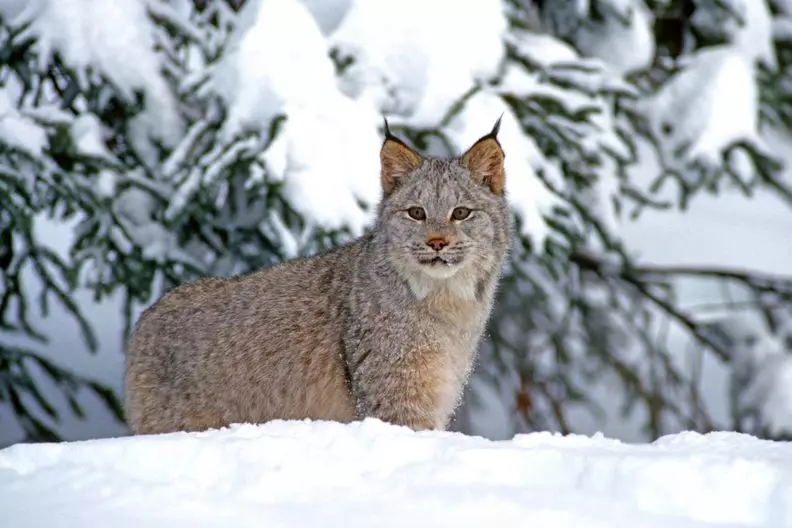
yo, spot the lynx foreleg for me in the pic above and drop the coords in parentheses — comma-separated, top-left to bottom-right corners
(347, 344, 452, 431)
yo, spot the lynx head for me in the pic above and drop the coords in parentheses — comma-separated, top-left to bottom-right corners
(376, 119, 512, 292)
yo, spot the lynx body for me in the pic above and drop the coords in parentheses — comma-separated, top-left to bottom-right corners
(124, 121, 511, 434)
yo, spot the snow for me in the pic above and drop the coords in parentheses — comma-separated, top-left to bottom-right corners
(0, 89, 48, 158)
(691, 0, 776, 69)
(541, 0, 654, 75)
(0, 0, 552, 249)
(506, 31, 580, 67)
(735, 0, 776, 69)
(70, 114, 119, 165)
(329, 0, 506, 124)
(2, 420, 792, 527)
(498, 32, 632, 237)
(0, 0, 183, 170)
(211, 0, 420, 234)
(271, 102, 382, 235)
(643, 46, 759, 167)
(574, 0, 655, 75)
(113, 186, 196, 265)
(212, 0, 336, 141)
(297, 0, 352, 35)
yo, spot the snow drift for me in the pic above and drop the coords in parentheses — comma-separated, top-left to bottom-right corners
(1, 420, 791, 527)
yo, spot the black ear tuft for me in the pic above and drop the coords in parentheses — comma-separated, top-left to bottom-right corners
(381, 116, 414, 150)
(490, 113, 503, 139)
(467, 114, 505, 153)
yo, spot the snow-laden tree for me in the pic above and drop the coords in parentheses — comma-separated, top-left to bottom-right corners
(1, 0, 791, 443)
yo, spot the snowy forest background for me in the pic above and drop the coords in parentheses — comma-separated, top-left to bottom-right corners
(2, 0, 792, 446)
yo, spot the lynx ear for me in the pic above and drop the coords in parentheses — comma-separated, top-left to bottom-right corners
(381, 118, 423, 196)
(461, 117, 505, 195)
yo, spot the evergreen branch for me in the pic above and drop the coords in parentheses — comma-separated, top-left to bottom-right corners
(568, 251, 792, 362)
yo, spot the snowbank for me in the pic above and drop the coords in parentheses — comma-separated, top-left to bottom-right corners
(1, 420, 791, 527)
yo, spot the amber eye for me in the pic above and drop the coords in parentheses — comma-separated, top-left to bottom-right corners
(451, 207, 471, 221)
(407, 207, 426, 220)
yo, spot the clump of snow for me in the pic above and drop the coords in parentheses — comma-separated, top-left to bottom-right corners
(2, 420, 792, 527)
(691, 0, 776, 69)
(0, 89, 48, 158)
(541, 0, 654, 75)
(574, 0, 655, 75)
(207, 0, 384, 234)
(297, 0, 353, 35)
(211, 0, 335, 140)
(329, 0, 507, 125)
(757, 357, 792, 436)
(270, 101, 382, 234)
(735, 0, 776, 69)
(112, 186, 197, 266)
(505, 31, 580, 67)
(1, 0, 183, 163)
(643, 46, 759, 167)
(70, 114, 119, 165)
(210, 0, 383, 234)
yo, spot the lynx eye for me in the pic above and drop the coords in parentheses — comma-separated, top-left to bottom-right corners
(451, 207, 471, 221)
(407, 206, 426, 221)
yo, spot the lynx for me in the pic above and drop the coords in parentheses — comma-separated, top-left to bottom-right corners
(124, 119, 512, 434)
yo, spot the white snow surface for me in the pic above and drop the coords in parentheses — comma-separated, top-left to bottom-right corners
(2, 420, 792, 528)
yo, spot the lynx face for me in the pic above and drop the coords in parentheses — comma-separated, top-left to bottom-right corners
(376, 120, 511, 286)
(381, 159, 507, 280)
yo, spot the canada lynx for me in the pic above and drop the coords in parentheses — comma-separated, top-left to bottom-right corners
(124, 119, 512, 434)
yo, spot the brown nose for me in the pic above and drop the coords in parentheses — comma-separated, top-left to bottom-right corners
(426, 237, 448, 251)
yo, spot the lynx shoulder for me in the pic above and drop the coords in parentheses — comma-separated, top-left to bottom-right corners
(124, 119, 512, 434)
